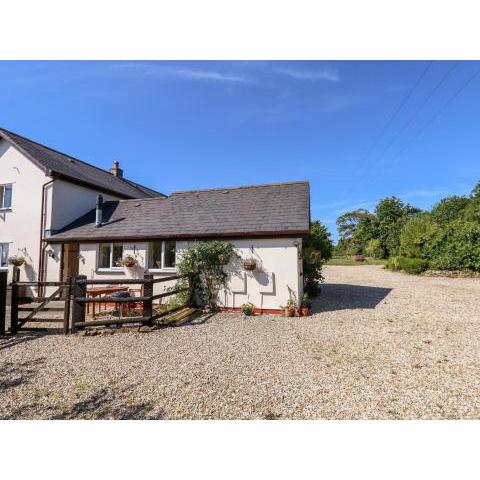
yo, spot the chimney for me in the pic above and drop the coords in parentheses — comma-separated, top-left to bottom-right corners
(95, 195, 103, 227)
(109, 160, 123, 178)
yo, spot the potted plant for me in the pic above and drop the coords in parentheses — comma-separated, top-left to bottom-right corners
(121, 255, 138, 268)
(9, 255, 25, 267)
(240, 302, 255, 316)
(300, 293, 311, 316)
(285, 297, 297, 317)
(243, 258, 257, 271)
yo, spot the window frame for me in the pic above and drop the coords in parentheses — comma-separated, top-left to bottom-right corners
(147, 240, 177, 273)
(0, 183, 13, 210)
(97, 242, 124, 272)
(0, 243, 9, 270)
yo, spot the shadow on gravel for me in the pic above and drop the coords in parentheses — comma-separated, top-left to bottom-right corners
(0, 333, 43, 351)
(313, 284, 392, 313)
(0, 358, 46, 393)
(53, 385, 165, 420)
(2, 384, 165, 420)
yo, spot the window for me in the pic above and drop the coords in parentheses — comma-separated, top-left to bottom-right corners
(98, 243, 123, 270)
(148, 240, 176, 271)
(0, 243, 9, 269)
(0, 184, 12, 209)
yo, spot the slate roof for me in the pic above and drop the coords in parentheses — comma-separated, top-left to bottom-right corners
(48, 181, 310, 242)
(0, 127, 165, 199)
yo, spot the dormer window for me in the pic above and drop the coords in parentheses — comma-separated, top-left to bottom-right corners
(0, 184, 12, 209)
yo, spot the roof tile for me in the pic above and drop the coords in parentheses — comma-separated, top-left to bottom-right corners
(49, 181, 310, 241)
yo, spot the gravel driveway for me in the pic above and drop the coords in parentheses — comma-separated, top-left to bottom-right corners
(1, 265, 480, 419)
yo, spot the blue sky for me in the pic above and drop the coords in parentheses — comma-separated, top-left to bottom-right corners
(1, 60, 479, 240)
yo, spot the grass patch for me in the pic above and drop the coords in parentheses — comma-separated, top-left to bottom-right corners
(327, 256, 387, 266)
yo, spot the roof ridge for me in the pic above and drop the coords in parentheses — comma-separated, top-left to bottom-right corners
(171, 180, 310, 195)
(0, 126, 164, 197)
(0, 126, 101, 170)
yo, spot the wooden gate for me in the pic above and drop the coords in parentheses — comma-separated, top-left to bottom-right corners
(9, 268, 71, 335)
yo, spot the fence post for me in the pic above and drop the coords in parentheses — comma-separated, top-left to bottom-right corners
(0, 271, 7, 336)
(10, 268, 20, 335)
(63, 277, 72, 335)
(71, 275, 87, 333)
(143, 273, 153, 323)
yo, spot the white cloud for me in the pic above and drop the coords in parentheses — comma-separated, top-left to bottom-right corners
(110, 63, 251, 83)
(275, 66, 340, 82)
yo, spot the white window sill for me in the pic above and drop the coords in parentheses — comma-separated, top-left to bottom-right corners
(148, 268, 177, 274)
(97, 268, 124, 273)
(0, 267, 8, 271)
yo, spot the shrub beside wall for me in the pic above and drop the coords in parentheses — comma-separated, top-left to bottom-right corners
(385, 257, 428, 275)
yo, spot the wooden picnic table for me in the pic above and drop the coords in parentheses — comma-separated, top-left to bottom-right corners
(86, 286, 130, 318)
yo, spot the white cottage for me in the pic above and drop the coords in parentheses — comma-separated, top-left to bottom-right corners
(1, 127, 310, 313)
(47, 182, 311, 313)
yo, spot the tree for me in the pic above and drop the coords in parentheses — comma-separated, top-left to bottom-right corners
(399, 213, 438, 259)
(303, 220, 333, 260)
(365, 238, 383, 258)
(374, 196, 419, 257)
(302, 220, 332, 297)
(427, 219, 480, 271)
(430, 196, 470, 224)
(336, 209, 375, 254)
(471, 180, 480, 198)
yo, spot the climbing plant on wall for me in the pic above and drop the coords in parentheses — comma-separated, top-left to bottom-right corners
(175, 240, 239, 311)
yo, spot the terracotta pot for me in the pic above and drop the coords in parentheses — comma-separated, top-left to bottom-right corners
(287, 307, 295, 317)
(301, 307, 310, 317)
(283, 308, 290, 317)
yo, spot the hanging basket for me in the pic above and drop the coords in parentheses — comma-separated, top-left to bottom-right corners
(121, 255, 138, 268)
(9, 256, 25, 267)
(243, 258, 257, 271)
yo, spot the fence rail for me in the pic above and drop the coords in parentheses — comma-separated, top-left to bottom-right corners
(6, 269, 192, 335)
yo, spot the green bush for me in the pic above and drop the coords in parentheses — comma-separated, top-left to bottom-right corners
(386, 256, 428, 274)
(304, 220, 334, 260)
(426, 219, 480, 271)
(303, 249, 325, 297)
(399, 214, 438, 259)
(430, 196, 470, 224)
(402, 257, 428, 274)
(365, 238, 384, 258)
(175, 240, 239, 310)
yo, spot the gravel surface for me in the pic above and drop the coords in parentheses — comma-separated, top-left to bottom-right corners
(1, 265, 480, 419)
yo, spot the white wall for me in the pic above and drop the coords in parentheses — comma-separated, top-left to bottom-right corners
(0, 140, 46, 285)
(0, 138, 125, 290)
(76, 238, 303, 310)
(49, 179, 119, 233)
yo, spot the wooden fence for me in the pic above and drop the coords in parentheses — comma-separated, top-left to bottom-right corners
(70, 273, 192, 332)
(6, 270, 192, 335)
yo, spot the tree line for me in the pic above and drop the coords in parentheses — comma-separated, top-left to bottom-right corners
(334, 180, 480, 273)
